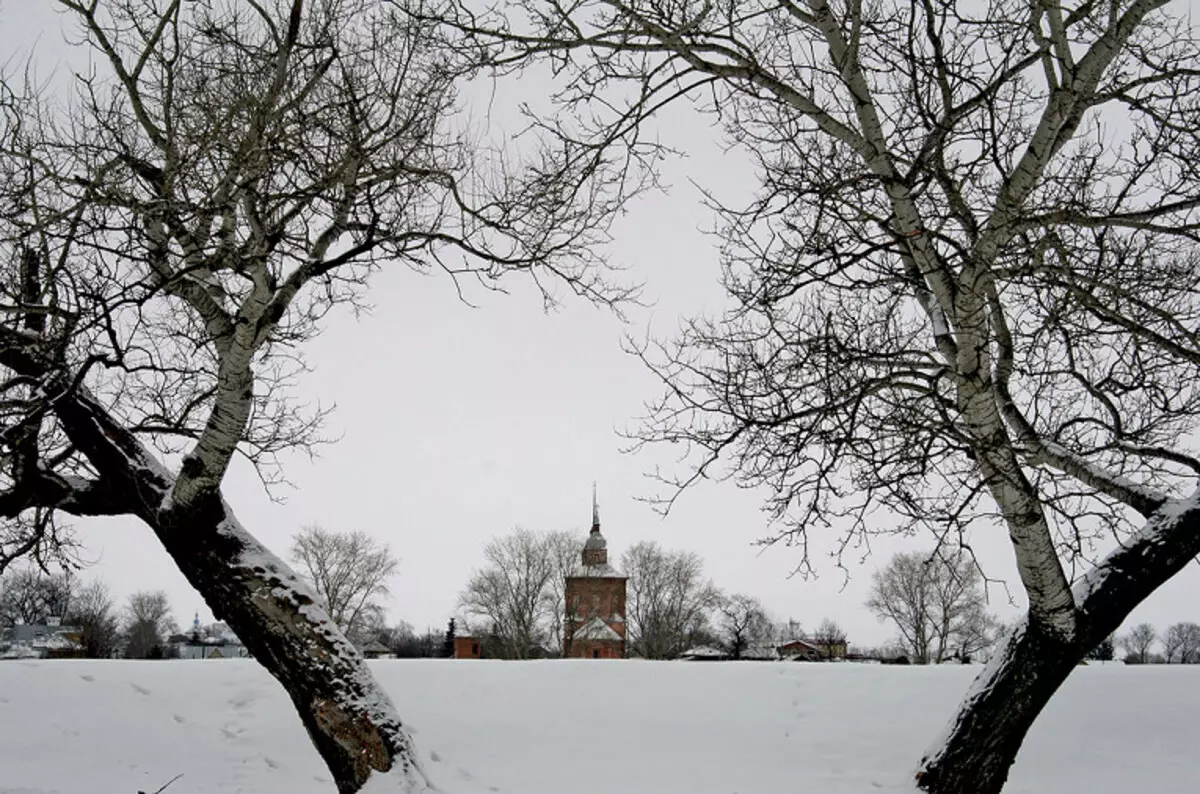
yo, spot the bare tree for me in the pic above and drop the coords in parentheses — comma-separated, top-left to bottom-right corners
(621, 540, 720, 659)
(715, 593, 771, 660)
(1120, 623, 1158, 665)
(867, 551, 996, 665)
(427, 1, 1200, 789)
(0, 1, 626, 789)
(459, 527, 571, 658)
(1161, 622, 1200, 664)
(65, 578, 122, 658)
(811, 618, 848, 660)
(540, 529, 587, 656)
(289, 525, 398, 643)
(122, 590, 177, 659)
(0, 567, 74, 626)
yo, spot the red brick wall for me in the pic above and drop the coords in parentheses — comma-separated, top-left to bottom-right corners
(563, 576, 627, 658)
(454, 636, 482, 659)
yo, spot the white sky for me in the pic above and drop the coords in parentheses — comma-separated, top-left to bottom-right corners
(4, 1, 1200, 649)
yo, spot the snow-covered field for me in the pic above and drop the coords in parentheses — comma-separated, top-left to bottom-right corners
(0, 659, 1196, 793)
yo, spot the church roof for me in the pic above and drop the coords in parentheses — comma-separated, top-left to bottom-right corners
(567, 560, 626, 579)
(573, 617, 623, 642)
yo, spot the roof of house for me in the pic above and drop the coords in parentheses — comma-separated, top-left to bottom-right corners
(778, 639, 821, 651)
(7, 624, 81, 644)
(681, 645, 727, 659)
(360, 640, 391, 654)
(742, 645, 779, 660)
(573, 617, 623, 642)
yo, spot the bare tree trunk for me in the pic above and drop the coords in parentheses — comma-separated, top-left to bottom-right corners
(918, 496, 1200, 793)
(54, 392, 429, 794)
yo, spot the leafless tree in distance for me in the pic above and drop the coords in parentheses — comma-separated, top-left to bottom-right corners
(1120, 623, 1157, 665)
(540, 529, 588, 656)
(715, 593, 772, 660)
(621, 540, 721, 659)
(0, 567, 75, 626)
(122, 590, 177, 659)
(0, 1, 631, 789)
(458, 528, 580, 658)
(1161, 622, 1200, 664)
(65, 578, 122, 658)
(423, 1, 1200, 789)
(867, 550, 998, 664)
(812, 618, 848, 659)
(774, 618, 805, 645)
(289, 525, 399, 643)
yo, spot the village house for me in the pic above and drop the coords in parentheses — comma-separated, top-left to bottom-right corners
(777, 637, 849, 661)
(453, 636, 483, 659)
(358, 639, 393, 659)
(0, 617, 85, 660)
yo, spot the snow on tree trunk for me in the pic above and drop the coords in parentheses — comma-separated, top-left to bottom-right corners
(913, 619, 1077, 794)
(52, 392, 429, 793)
(157, 498, 431, 793)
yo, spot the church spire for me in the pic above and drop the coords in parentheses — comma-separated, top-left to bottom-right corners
(592, 481, 600, 532)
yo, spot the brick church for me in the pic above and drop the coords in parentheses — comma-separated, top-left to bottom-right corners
(563, 489, 627, 658)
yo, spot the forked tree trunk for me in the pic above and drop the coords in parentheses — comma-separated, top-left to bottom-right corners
(917, 496, 1200, 794)
(53, 394, 430, 794)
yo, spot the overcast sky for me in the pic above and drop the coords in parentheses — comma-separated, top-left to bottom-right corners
(4, 2, 1200, 650)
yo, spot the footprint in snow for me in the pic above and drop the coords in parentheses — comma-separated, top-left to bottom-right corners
(79, 674, 95, 682)
(172, 714, 187, 724)
(229, 694, 255, 709)
(262, 756, 280, 769)
(457, 768, 473, 781)
(429, 751, 442, 763)
(130, 683, 152, 696)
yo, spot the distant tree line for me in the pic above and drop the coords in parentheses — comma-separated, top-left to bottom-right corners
(1105, 622, 1200, 666)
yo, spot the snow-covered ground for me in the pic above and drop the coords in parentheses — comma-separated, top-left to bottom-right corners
(0, 659, 1196, 793)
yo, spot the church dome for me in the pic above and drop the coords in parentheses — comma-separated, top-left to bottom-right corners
(584, 529, 607, 550)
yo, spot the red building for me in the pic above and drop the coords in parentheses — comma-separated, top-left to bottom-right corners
(563, 489, 627, 659)
(454, 636, 482, 659)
